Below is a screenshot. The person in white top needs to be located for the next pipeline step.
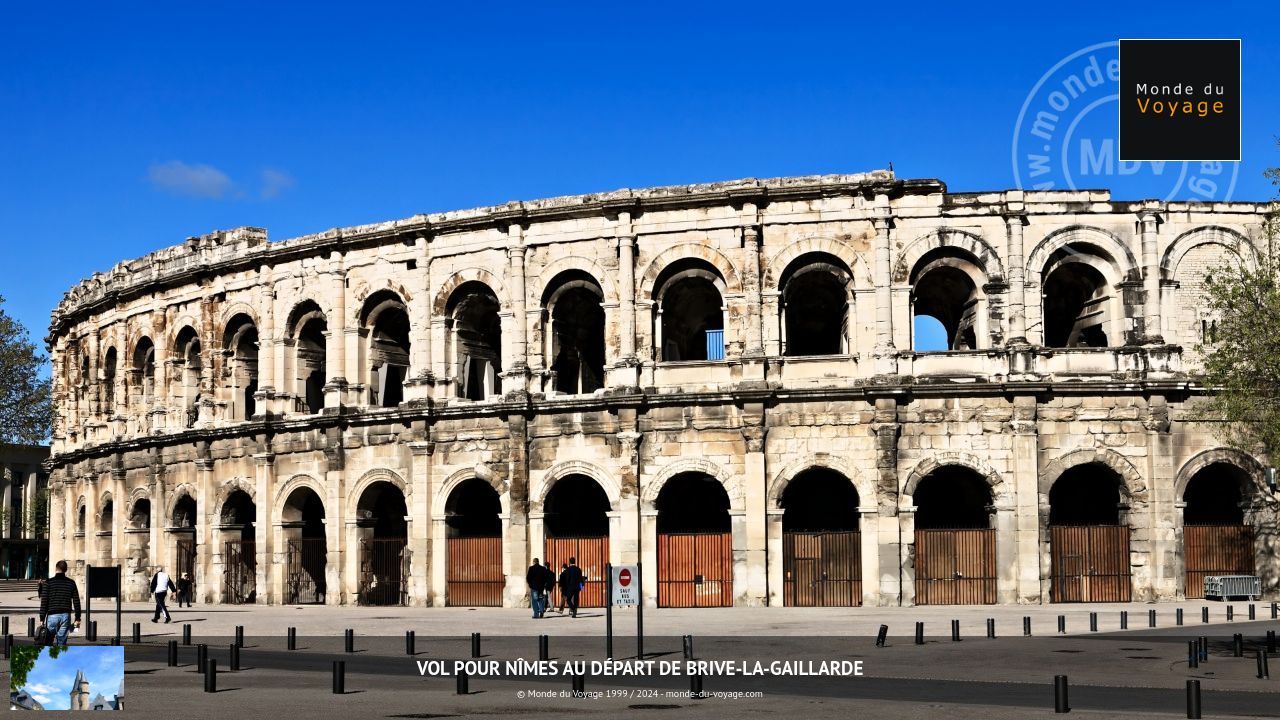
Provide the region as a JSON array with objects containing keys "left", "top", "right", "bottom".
[{"left": 150, "top": 567, "right": 177, "bottom": 623}]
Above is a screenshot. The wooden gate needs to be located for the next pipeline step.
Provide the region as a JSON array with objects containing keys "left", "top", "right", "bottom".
[
  {"left": 1184, "top": 525, "right": 1255, "bottom": 599},
  {"left": 914, "top": 529, "right": 997, "bottom": 605},
  {"left": 222, "top": 540, "right": 256, "bottom": 604},
  {"left": 1050, "top": 525, "right": 1132, "bottom": 602},
  {"left": 285, "top": 538, "right": 327, "bottom": 604},
  {"left": 783, "top": 531, "right": 862, "bottom": 607},
  {"left": 175, "top": 536, "right": 196, "bottom": 583},
  {"left": 446, "top": 536, "right": 504, "bottom": 607},
  {"left": 544, "top": 536, "right": 608, "bottom": 608},
  {"left": 359, "top": 538, "right": 408, "bottom": 606},
  {"left": 657, "top": 532, "right": 732, "bottom": 608}
]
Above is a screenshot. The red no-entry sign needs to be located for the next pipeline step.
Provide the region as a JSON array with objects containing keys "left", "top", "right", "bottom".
[
  {"left": 611, "top": 564, "right": 639, "bottom": 606},
  {"left": 619, "top": 568, "right": 632, "bottom": 587}
]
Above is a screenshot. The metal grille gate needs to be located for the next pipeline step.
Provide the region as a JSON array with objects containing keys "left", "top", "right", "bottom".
[
  {"left": 175, "top": 536, "right": 196, "bottom": 583},
  {"left": 222, "top": 540, "right": 256, "bottom": 604},
  {"left": 1184, "top": 524, "right": 1255, "bottom": 599},
  {"left": 657, "top": 532, "right": 732, "bottom": 608},
  {"left": 446, "top": 537, "right": 504, "bottom": 607},
  {"left": 783, "top": 531, "right": 862, "bottom": 607},
  {"left": 1050, "top": 525, "right": 1132, "bottom": 603},
  {"left": 544, "top": 536, "right": 608, "bottom": 608},
  {"left": 285, "top": 538, "right": 327, "bottom": 604},
  {"left": 914, "top": 529, "right": 997, "bottom": 605},
  {"left": 359, "top": 538, "right": 408, "bottom": 606}
]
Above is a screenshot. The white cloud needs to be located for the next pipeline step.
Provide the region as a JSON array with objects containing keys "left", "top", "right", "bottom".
[
  {"left": 31, "top": 694, "right": 52, "bottom": 704},
  {"left": 260, "top": 167, "right": 295, "bottom": 199},
  {"left": 147, "top": 160, "right": 235, "bottom": 199},
  {"left": 25, "top": 683, "right": 59, "bottom": 695}
]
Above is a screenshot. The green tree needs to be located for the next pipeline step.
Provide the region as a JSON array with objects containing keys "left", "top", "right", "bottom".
[
  {"left": 1197, "top": 166, "right": 1280, "bottom": 460},
  {"left": 0, "top": 295, "right": 52, "bottom": 445},
  {"left": 8, "top": 644, "right": 63, "bottom": 691}
]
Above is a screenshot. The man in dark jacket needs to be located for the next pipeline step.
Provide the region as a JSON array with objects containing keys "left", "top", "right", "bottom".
[
  {"left": 558, "top": 557, "right": 585, "bottom": 618},
  {"left": 526, "top": 558, "right": 550, "bottom": 619},
  {"left": 39, "top": 560, "right": 81, "bottom": 645}
]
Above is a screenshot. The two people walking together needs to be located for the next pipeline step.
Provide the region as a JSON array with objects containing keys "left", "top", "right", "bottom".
[{"left": 526, "top": 557, "right": 585, "bottom": 618}]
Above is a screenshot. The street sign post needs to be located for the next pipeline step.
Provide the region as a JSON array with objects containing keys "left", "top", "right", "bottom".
[
  {"left": 612, "top": 565, "right": 639, "bottom": 606},
  {"left": 85, "top": 564, "right": 123, "bottom": 644}
]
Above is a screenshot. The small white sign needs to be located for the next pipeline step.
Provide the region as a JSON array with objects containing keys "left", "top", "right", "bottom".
[{"left": 611, "top": 564, "right": 639, "bottom": 606}]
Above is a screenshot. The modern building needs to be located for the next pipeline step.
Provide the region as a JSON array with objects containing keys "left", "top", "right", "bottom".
[
  {"left": 43, "top": 171, "right": 1279, "bottom": 607},
  {"left": 1, "top": 443, "right": 51, "bottom": 580}
]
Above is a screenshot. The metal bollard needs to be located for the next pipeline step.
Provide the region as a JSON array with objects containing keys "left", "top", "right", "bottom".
[
  {"left": 1186, "top": 679, "right": 1201, "bottom": 719},
  {"left": 230, "top": 643, "right": 240, "bottom": 672},
  {"left": 345, "top": 629, "right": 354, "bottom": 653},
  {"left": 1090, "top": 612, "right": 1098, "bottom": 632},
  {"left": 951, "top": 619, "right": 960, "bottom": 641},
  {"left": 875, "top": 624, "right": 888, "bottom": 648},
  {"left": 406, "top": 630, "right": 415, "bottom": 656},
  {"left": 1258, "top": 649, "right": 1270, "bottom": 680},
  {"left": 167, "top": 640, "right": 178, "bottom": 666},
  {"left": 183, "top": 624, "right": 192, "bottom": 645},
  {"left": 987, "top": 618, "right": 995, "bottom": 639},
  {"left": 572, "top": 673, "right": 585, "bottom": 694},
  {"left": 1272, "top": 602, "right": 1278, "bottom": 620},
  {"left": 235, "top": 625, "right": 244, "bottom": 648},
  {"left": 333, "top": 660, "right": 345, "bottom": 694},
  {"left": 1233, "top": 633, "right": 1244, "bottom": 658},
  {"left": 456, "top": 670, "right": 469, "bottom": 695},
  {"left": 88, "top": 620, "right": 98, "bottom": 641},
  {"left": 1268, "top": 630, "right": 1277, "bottom": 655},
  {"left": 1228, "top": 606, "right": 1234, "bottom": 622},
  {"left": 287, "top": 627, "right": 296, "bottom": 651},
  {"left": 1, "top": 616, "right": 7, "bottom": 636},
  {"left": 1202, "top": 606, "right": 1209, "bottom": 624},
  {"left": 1177, "top": 608, "right": 1184, "bottom": 626},
  {"left": 1199, "top": 636, "right": 1208, "bottom": 662},
  {"left": 1188, "top": 640, "right": 1198, "bottom": 668},
  {"left": 28, "top": 617, "right": 35, "bottom": 637},
  {"left": 915, "top": 622, "right": 924, "bottom": 645},
  {"left": 1150, "top": 609, "right": 1157, "bottom": 628},
  {"left": 1249, "top": 604, "right": 1256, "bottom": 620},
  {"left": 132, "top": 622, "right": 141, "bottom": 644},
  {"left": 196, "top": 644, "right": 208, "bottom": 674},
  {"left": 682, "top": 635, "right": 694, "bottom": 659},
  {"left": 1053, "top": 675, "right": 1069, "bottom": 713},
  {"left": 1120, "top": 611, "right": 1127, "bottom": 630},
  {"left": 690, "top": 672, "right": 703, "bottom": 698},
  {"left": 539, "top": 634, "right": 549, "bottom": 661},
  {"left": 1024, "top": 616, "right": 1032, "bottom": 636},
  {"left": 471, "top": 632, "right": 481, "bottom": 658},
  {"left": 1058, "top": 615, "right": 1066, "bottom": 634},
  {"left": 3, "top": 633, "right": 11, "bottom": 659},
  {"left": 204, "top": 659, "right": 217, "bottom": 693}
]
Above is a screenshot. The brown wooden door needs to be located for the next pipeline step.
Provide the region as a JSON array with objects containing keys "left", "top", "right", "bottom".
[
  {"left": 1184, "top": 525, "right": 1255, "bottom": 599},
  {"left": 783, "top": 531, "right": 862, "bottom": 607},
  {"left": 544, "top": 536, "right": 608, "bottom": 608},
  {"left": 446, "top": 536, "right": 504, "bottom": 607},
  {"left": 1050, "top": 525, "right": 1132, "bottom": 602},
  {"left": 658, "top": 532, "right": 732, "bottom": 607},
  {"left": 915, "top": 529, "right": 996, "bottom": 605},
  {"left": 360, "top": 538, "right": 408, "bottom": 606}
]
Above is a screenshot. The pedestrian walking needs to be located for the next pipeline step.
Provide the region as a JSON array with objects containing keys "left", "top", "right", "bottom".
[
  {"left": 39, "top": 560, "right": 81, "bottom": 645},
  {"left": 150, "top": 566, "right": 177, "bottom": 623},
  {"left": 559, "top": 557, "right": 585, "bottom": 618},
  {"left": 555, "top": 563, "right": 569, "bottom": 613},
  {"left": 176, "top": 572, "right": 194, "bottom": 607},
  {"left": 527, "top": 558, "right": 551, "bottom": 619}
]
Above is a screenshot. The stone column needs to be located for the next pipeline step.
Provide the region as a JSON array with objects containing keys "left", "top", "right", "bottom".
[
  {"left": 48, "top": 477, "right": 65, "bottom": 569},
  {"left": 617, "top": 229, "right": 637, "bottom": 360},
  {"left": 150, "top": 469, "right": 165, "bottom": 589},
  {"left": 324, "top": 445, "right": 347, "bottom": 605},
  {"left": 994, "top": 503, "right": 1018, "bottom": 604},
  {"left": 404, "top": 238, "right": 434, "bottom": 402},
  {"left": 325, "top": 253, "right": 348, "bottom": 409},
  {"left": 896, "top": 506, "right": 916, "bottom": 606},
  {"left": 0, "top": 465, "right": 10, "bottom": 541},
  {"left": 858, "top": 506, "right": 881, "bottom": 606},
  {"left": 1004, "top": 205, "right": 1029, "bottom": 344},
  {"left": 195, "top": 460, "right": 213, "bottom": 602},
  {"left": 742, "top": 219, "right": 764, "bottom": 357},
  {"left": 872, "top": 400, "right": 901, "bottom": 604},
  {"left": 84, "top": 474, "right": 99, "bottom": 571},
  {"left": 504, "top": 414, "right": 530, "bottom": 606},
  {"left": 408, "top": 441, "right": 434, "bottom": 606},
  {"left": 505, "top": 226, "right": 529, "bottom": 392},
  {"left": 256, "top": 270, "right": 277, "bottom": 414},
  {"left": 766, "top": 509, "right": 783, "bottom": 606},
  {"left": 615, "top": 430, "right": 642, "bottom": 566},
  {"left": 254, "top": 453, "right": 274, "bottom": 604},
  {"left": 871, "top": 195, "right": 897, "bottom": 375},
  {"left": 742, "top": 422, "right": 767, "bottom": 605},
  {"left": 1138, "top": 205, "right": 1164, "bottom": 343},
  {"left": 1144, "top": 395, "right": 1175, "bottom": 600}
]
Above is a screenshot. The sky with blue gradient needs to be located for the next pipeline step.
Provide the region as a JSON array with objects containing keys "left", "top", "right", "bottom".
[
  {"left": 16, "top": 645, "right": 124, "bottom": 711},
  {"left": 2, "top": 2, "right": 1277, "bottom": 353}
]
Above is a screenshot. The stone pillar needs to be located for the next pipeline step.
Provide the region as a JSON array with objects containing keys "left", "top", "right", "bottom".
[
  {"left": 766, "top": 509, "right": 783, "bottom": 607},
  {"left": 195, "top": 460, "right": 213, "bottom": 602},
  {"left": 150, "top": 469, "right": 165, "bottom": 590},
  {"left": 324, "top": 253, "right": 347, "bottom": 409},
  {"left": 404, "top": 239, "right": 434, "bottom": 401},
  {"left": 896, "top": 506, "right": 916, "bottom": 606},
  {"left": 254, "top": 453, "right": 274, "bottom": 604},
  {"left": 256, "top": 270, "right": 276, "bottom": 414},
  {"left": 994, "top": 504, "right": 1018, "bottom": 604},
  {"left": 0, "top": 465, "right": 10, "bottom": 541},
  {"left": 1145, "top": 394, "right": 1175, "bottom": 600},
  {"left": 617, "top": 229, "right": 637, "bottom": 360},
  {"left": 615, "top": 430, "right": 642, "bottom": 566},
  {"left": 1004, "top": 205, "right": 1029, "bottom": 344},
  {"left": 1139, "top": 205, "right": 1164, "bottom": 344},
  {"left": 742, "top": 218, "right": 764, "bottom": 357},
  {"left": 858, "top": 506, "right": 881, "bottom": 606},
  {"left": 84, "top": 474, "right": 98, "bottom": 571},
  {"left": 742, "top": 422, "right": 767, "bottom": 605},
  {"left": 505, "top": 226, "right": 529, "bottom": 392},
  {"left": 505, "top": 414, "right": 530, "bottom": 606},
  {"left": 872, "top": 401, "right": 901, "bottom": 604},
  {"left": 1009, "top": 395, "right": 1042, "bottom": 603},
  {"left": 408, "top": 441, "right": 434, "bottom": 606},
  {"left": 48, "top": 478, "right": 64, "bottom": 569},
  {"left": 871, "top": 195, "right": 897, "bottom": 374}
]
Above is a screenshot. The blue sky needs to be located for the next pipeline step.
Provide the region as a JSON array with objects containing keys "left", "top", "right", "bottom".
[
  {"left": 2, "top": 3, "right": 1277, "bottom": 352},
  {"left": 16, "top": 645, "right": 124, "bottom": 710}
]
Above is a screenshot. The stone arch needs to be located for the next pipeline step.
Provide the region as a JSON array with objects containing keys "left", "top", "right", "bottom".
[
  {"left": 902, "top": 452, "right": 1012, "bottom": 507},
  {"left": 350, "top": 278, "right": 413, "bottom": 328},
  {"left": 1038, "top": 448, "right": 1147, "bottom": 500},
  {"left": 1026, "top": 225, "right": 1140, "bottom": 282},
  {"left": 436, "top": 465, "right": 510, "bottom": 517},
  {"left": 126, "top": 486, "right": 152, "bottom": 529},
  {"left": 168, "top": 318, "right": 202, "bottom": 356},
  {"left": 641, "top": 457, "right": 743, "bottom": 510},
  {"left": 638, "top": 243, "right": 743, "bottom": 300},
  {"left": 274, "top": 473, "right": 329, "bottom": 515},
  {"left": 212, "top": 477, "right": 257, "bottom": 524},
  {"left": 534, "top": 460, "right": 622, "bottom": 512},
  {"left": 217, "top": 302, "right": 260, "bottom": 330},
  {"left": 768, "top": 454, "right": 874, "bottom": 509},
  {"left": 537, "top": 255, "right": 619, "bottom": 305},
  {"left": 893, "top": 228, "right": 1006, "bottom": 284},
  {"left": 347, "top": 468, "right": 411, "bottom": 512},
  {"left": 1161, "top": 225, "right": 1256, "bottom": 282},
  {"left": 1174, "top": 447, "right": 1269, "bottom": 499},
  {"left": 165, "top": 483, "right": 198, "bottom": 526},
  {"left": 765, "top": 235, "right": 871, "bottom": 291},
  {"left": 432, "top": 267, "right": 508, "bottom": 314},
  {"left": 284, "top": 298, "right": 332, "bottom": 336}
]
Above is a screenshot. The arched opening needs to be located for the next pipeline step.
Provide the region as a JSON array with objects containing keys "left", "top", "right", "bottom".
[
  {"left": 1048, "top": 463, "right": 1131, "bottom": 602},
  {"left": 543, "top": 272, "right": 606, "bottom": 395},
  {"left": 912, "top": 466, "right": 996, "bottom": 604},
  {"left": 96, "top": 498, "right": 114, "bottom": 564},
  {"left": 218, "top": 489, "right": 257, "bottom": 603},
  {"left": 172, "top": 326, "right": 203, "bottom": 428},
  {"left": 445, "top": 478, "right": 504, "bottom": 606},
  {"left": 282, "top": 487, "right": 327, "bottom": 604},
  {"left": 1042, "top": 247, "right": 1117, "bottom": 348},
  {"left": 223, "top": 315, "right": 259, "bottom": 421},
  {"left": 361, "top": 292, "right": 411, "bottom": 408},
  {"left": 1182, "top": 462, "right": 1256, "bottom": 598},
  {"left": 780, "top": 469, "right": 861, "bottom": 606},
  {"left": 129, "top": 499, "right": 151, "bottom": 530},
  {"left": 656, "top": 472, "right": 732, "bottom": 607},
  {"left": 125, "top": 498, "right": 151, "bottom": 600},
  {"left": 780, "top": 254, "right": 852, "bottom": 356},
  {"left": 543, "top": 474, "right": 611, "bottom": 607},
  {"left": 655, "top": 260, "right": 725, "bottom": 362},
  {"left": 289, "top": 302, "right": 328, "bottom": 414},
  {"left": 447, "top": 282, "right": 502, "bottom": 400},
  {"left": 102, "top": 347, "right": 117, "bottom": 415},
  {"left": 170, "top": 493, "right": 197, "bottom": 593},
  {"left": 356, "top": 482, "right": 408, "bottom": 606},
  {"left": 131, "top": 337, "right": 156, "bottom": 411},
  {"left": 911, "top": 251, "right": 983, "bottom": 351}
]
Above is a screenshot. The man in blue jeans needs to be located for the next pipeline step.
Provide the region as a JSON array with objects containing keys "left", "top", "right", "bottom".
[{"left": 39, "top": 560, "right": 81, "bottom": 645}]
